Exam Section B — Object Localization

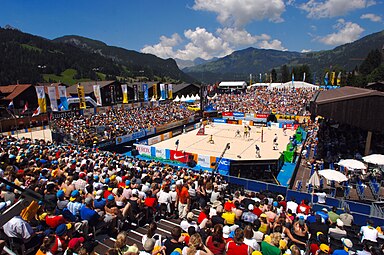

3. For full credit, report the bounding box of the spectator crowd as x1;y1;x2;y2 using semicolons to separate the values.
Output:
0;135;383;255
51;102;195;145
209;88;315;116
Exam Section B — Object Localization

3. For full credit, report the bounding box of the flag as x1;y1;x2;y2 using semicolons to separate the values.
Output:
47;86;58;111
331;72;336;85
259;73;262;83
143;84;149;102
133;84;138;101
337;72;341;85
153;83;158;99
58;86;69;111
121;84;128;104
303;72;306;82
324;72;329;85
35;86;47;113
292;72;295;85
77;85;86;109
93;85;103;106
32;106;40;117
21;102;28;114
168;84;173;99
160;83;165;99
7;100;15;116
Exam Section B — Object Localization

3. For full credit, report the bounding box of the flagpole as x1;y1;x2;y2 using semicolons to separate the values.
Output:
13;114;19;139
28;107;33;141
41;115;46;141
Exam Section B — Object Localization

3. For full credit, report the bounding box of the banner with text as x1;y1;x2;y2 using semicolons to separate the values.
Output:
143;84;148;102
121;84;128;104
77;85;86;109
35;86;47;113
47;86;58;111
93;85;102;106
58;86;69;111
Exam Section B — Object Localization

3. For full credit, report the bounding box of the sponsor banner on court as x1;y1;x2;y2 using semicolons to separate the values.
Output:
270;122;280;129
148;136;162;145
216;157;231;173
246;113;255;119
213;118;226;123
233;112;245;118
162;131;173;140
146;128;156;136
135;144;151;156
155;147;166;159
136;139;148;145
116;129;147;145
227;119;238;125
242;120;250;126
222;112;233;117
170;150;191;163
197;154;212;168
256;114;269;118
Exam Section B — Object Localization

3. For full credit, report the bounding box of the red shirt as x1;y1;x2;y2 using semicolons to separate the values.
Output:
103;190;113;199
145;197;157;208
177;187;190;204
51;235;67;254
197;211;208;224
297;201;311;215
206;236;226;255
46;215;66;229
226;241;249;255
253;207;263;217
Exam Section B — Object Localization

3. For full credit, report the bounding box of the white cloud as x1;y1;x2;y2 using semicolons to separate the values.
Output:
300;0;376;19
216;28;270;45
301;49;312;53
319;19;364;45
141;33;182;59
193;0;285;27
360;13;382;22
258;39;287;51
141;27;288;61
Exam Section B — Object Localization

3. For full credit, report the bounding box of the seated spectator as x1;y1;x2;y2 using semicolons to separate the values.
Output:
163;226;186;255
329;219;347;240
225;228;252;255
182;233;213;255
180;212;199;232
205;224;226;255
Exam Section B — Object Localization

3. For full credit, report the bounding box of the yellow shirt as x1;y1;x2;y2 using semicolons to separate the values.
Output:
222;212;236;225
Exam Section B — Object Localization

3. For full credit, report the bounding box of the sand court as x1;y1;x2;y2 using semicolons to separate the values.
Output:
154;123;294;161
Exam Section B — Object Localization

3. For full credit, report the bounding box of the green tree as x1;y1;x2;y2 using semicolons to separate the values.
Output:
280;65;289;82
359;49;382;75
271;69;277;83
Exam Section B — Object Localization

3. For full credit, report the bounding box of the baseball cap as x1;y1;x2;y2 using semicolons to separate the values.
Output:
56;190;65;198
319;244;330;253
248;204;254;211
70;190;80;201
107;194;115;201
95;190;103;199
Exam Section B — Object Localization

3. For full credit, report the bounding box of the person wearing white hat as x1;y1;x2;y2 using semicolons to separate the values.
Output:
329;219;347;240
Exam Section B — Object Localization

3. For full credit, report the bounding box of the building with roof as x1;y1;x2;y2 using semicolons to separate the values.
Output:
0;84;37;110
218;81;247;90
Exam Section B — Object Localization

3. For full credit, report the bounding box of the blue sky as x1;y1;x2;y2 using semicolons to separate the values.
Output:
1;0;383;61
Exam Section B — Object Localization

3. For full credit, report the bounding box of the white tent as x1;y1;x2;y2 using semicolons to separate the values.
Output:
190;94;196;101
270;81;319;90
195;94;200;100
150;96;157;102
173;95;180;102
186;94;191;101
180;95;186;102
219;81;247;89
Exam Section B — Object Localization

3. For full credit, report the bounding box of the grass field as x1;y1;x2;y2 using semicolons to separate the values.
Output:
43;69;92;85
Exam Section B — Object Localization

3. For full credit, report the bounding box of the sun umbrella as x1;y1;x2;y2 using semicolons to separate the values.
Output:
318;169;348;183
363;154;384;165
308;172;321;187
338;159;366;170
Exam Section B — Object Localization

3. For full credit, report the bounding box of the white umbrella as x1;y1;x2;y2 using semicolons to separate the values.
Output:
363;154;384;165
180;95;186;102
318;169;348;183
338;159;366;170
308;172;321;187
173;95;180;102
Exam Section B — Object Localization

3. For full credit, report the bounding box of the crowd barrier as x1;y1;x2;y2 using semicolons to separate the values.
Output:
221;174;384;224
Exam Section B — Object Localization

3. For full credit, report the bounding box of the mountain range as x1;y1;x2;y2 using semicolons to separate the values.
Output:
184;30;384;83
0;26;383;86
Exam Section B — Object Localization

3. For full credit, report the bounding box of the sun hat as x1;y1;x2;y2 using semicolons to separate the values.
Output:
341;238;353;249
95;190;103;199
212;200;222;208
248;204;254;211
187;212;194;220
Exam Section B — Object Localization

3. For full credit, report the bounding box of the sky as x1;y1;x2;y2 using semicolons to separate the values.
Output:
1;0;383;61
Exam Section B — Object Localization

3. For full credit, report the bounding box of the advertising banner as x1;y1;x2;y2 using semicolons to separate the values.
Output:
213;118;226;123
47;86;58;111
233;112;245;117
121;84;128;104
143;84;148;102
256;114;269;118
222;112;233;117
153;84;158;99
77;85;86;109
58;86;69;111
154;147;166;159
133;84;138;101
197;154;212;168
227;119;239;125
93;85;102;106
170;150;190;163
135;144;152;157
168;84;173;99
216;157;231;175
35;86;47;113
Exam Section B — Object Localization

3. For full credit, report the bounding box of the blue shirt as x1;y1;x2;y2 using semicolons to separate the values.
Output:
80;206;100;225
332;249;348;255
93;198;106;209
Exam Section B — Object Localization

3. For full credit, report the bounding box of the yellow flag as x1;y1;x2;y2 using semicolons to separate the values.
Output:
337;72;341;86
153;83;158;99
121;84;128;103
35;86;47;113
77;85;86;109
331;72;336;85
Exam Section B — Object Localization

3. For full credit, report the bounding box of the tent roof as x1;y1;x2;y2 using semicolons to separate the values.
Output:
270;81;319;89
219;81;247;87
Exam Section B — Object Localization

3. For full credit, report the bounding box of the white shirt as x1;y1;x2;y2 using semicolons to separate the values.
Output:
180;220;199;232
170;190;177;202
244;237;260;251
3;216;34;240
157;190;172;204
360;225;378;242
315;192;327;204
286;201;298;213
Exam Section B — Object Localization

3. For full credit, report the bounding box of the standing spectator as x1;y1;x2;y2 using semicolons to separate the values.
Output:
360;220;378;244
339;208;353;228
176;180;190;219
226;228;252;255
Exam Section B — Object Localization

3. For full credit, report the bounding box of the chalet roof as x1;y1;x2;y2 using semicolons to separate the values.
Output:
0;84;33;101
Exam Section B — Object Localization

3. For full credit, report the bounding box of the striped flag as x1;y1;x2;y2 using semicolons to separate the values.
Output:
21;102;28;114
32;106;40;117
